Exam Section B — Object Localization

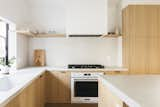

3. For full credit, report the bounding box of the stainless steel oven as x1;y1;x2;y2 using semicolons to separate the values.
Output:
71;72;103;103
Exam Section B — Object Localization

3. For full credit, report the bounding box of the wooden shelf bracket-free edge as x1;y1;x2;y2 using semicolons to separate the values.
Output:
16;30;36;37
101;34;121;38
35;34;66;38
16;30;66;38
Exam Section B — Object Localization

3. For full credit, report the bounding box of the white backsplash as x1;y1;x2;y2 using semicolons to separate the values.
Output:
28;37;122;67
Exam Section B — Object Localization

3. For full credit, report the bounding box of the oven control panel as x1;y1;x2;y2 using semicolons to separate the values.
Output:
71;72;104;78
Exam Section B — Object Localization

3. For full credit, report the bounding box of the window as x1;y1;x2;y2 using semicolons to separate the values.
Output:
0;21;8;65
0;19;16;68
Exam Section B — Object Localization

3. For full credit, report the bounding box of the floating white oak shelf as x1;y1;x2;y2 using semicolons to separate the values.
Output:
16;30;66;38
35;34;66;38
101;34;121;38
16;30;36;37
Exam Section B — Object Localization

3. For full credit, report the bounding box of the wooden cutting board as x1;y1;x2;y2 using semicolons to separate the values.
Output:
34;49;46;66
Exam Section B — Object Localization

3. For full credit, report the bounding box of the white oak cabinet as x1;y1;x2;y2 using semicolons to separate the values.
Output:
98;79;128;107
4;73;45;107
45;71;71;103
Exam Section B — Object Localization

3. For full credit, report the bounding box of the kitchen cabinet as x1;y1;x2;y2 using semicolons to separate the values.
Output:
4;73;45;107
4;95;20;107
98;79;128;107
26;73;45;107
45;71;71;103
122;5;160;74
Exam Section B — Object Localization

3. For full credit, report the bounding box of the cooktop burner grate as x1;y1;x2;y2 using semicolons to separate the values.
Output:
68;64;105;69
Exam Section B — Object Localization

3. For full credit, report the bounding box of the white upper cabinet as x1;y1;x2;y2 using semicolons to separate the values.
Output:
66;0;108;35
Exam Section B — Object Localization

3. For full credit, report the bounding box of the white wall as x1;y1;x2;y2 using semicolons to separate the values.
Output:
29;38;120;67
9;23;16;62
117;37;122;66
108;0;122;32
0;0;123;68
22;0;121;34
108;6;118;32
0;0;30;29
26;0;122;67
28;0;108;35
66;0;108;35
0;0;31;68
28;0;66;33
0;0;120;33
16;35;29;69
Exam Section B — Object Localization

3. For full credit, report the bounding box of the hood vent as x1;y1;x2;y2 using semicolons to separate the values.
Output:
69;34;102;37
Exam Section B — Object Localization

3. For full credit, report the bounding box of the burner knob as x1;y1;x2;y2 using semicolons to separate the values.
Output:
84;74;87;76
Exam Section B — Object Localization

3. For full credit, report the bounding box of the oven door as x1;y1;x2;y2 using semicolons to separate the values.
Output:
71;79;98;103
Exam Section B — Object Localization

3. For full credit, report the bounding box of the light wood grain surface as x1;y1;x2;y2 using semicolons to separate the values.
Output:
34;49;46;66
98;79;124;107
45;71;71;103
123;5;160;74
4;73;46;107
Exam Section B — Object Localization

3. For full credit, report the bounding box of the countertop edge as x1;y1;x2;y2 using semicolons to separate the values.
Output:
0;69;46;107
100;76;141;107
43;66;128;72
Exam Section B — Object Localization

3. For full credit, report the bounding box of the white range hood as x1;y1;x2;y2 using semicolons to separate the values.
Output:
66;0;108;36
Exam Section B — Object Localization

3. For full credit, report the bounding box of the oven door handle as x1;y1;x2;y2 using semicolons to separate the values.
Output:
72;79;98;82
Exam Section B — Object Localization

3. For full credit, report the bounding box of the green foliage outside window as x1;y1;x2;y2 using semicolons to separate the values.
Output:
0;57;16;67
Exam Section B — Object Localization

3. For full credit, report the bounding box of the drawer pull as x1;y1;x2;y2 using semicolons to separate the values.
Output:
84;99;90;101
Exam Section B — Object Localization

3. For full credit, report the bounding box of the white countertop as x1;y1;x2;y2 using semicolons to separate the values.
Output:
0;67;46;107
100;75;160;107
0;66;127;107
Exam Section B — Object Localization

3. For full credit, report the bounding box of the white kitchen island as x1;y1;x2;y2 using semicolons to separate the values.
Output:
99;75;160;107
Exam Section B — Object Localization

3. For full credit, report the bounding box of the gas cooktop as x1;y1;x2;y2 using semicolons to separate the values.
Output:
68;64;105;69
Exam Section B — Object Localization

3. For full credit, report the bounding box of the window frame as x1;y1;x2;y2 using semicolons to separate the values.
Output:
0;22;9;66
5;23;9;66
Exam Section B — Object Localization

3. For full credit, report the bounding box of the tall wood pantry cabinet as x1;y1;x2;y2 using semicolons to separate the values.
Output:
122;5;160;74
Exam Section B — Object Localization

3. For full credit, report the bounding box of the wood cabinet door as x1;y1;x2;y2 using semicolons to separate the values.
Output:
46;71;71;103
4;95;20;107
122;5;160;74
98;79;125;107
20;76;41;107
33;73;45;107
4;79;38;107
148;6;160;74
123;5;148;74
4;73;45;107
